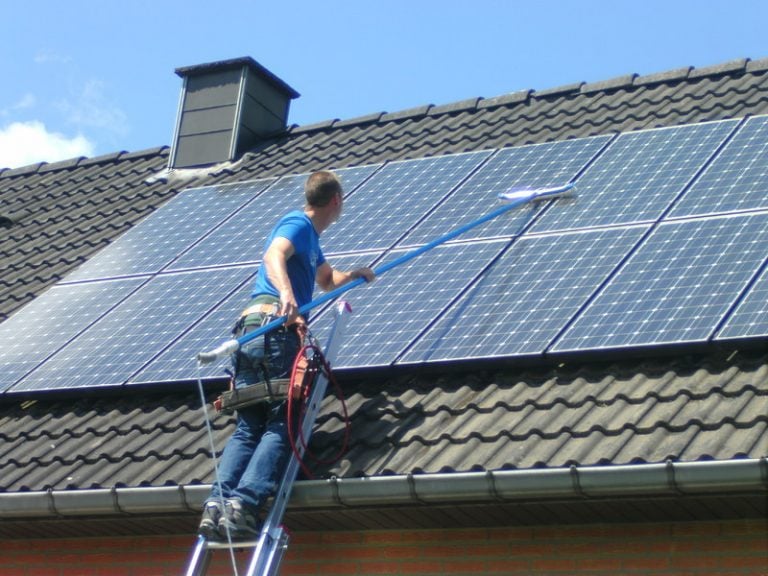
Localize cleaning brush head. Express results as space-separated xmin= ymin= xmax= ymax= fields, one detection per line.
xmin=498 ymin=182 xmax=576 ymax=203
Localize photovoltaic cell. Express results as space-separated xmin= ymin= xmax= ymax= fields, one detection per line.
xmin=10 ymin=267 xmax=257 ymax=392
xmin=715 ymin=264 xmax=768 ymax=340
xmin=0 ymin=278 xmax=146 ymax=393
xmin=320 ymin=151 xmax=494 ymax=255
xmin=398 ymin=136 xmax=612 ymax=247
xmin=531 ymin=120 xmax=739 ymax=234
xmin=167 ymin=165 xmax=381 ymax=271
xmin=552 ymin=212 xmax=768 ymax=352
xmin=309 ymin=242 xmax=508 ymax=369
xmin=62 ymin=180 xmax=273 ymax=282
xmin=669 ymin=115 xmax=768 ymax=218
xmin=399 ymin=226 xmax=648 ymax=364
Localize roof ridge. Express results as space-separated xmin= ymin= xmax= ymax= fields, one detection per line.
xmin=285 ymin=56 xmax=766 ymax=137
xmin=0 ymin=146 xmax=170 ymax=180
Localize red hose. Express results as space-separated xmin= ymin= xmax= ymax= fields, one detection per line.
xmin=286 ymin=344 xmax=350 ymax=479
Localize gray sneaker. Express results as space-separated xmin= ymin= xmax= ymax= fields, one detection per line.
xmin=218 ymin=498 xmax=261 ymax=541
xmin=197 ymin=501 xmax=223 ymax=540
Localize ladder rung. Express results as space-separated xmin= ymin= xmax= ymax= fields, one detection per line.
xmin=204 ymin=539 xmax=262 ymax=550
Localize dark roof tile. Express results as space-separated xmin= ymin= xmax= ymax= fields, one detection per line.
xmin=634 ymin=66 xmax=692 ymax=86
xmin=688 ymin=58 xmax=749 ymax=79
xmin=580 ymin=74 xmax=638 ymax=94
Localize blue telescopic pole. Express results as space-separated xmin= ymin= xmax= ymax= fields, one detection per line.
xmin=196 ymin=182 xmax=574 ymax=364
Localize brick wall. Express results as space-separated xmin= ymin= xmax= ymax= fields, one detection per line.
xmin=1 ymin=519 xmax=765 ymax=575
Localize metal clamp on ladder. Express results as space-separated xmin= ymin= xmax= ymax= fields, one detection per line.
xmin=186 ymin=300 xmax=353 ymax=576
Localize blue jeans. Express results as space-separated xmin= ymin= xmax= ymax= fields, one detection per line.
xmin=207 ymin=318 xmax=300 ymax=514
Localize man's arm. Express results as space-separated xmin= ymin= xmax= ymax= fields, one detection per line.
xmin=316 ymin=262 xmax=375 ymax=292
xmin=263 ymin=236 xmax=300 ymax=323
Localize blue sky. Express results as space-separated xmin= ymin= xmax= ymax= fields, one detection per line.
xmin=1 ymin=0 xmax=766 ymax=169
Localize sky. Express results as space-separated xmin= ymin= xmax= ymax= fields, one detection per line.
xmin=1 ymin=0 xmax=766 ymax=169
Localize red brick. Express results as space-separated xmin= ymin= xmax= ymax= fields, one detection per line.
xmin=400 ymin=560 xmax=443 ymax=574
xmin=486 ymin=558 xmax=530 ymax=573
xmin=280 ymin=561 xmax=322 ymax=576
xmin=585 ymin=556 xmax=626 ymax=571
xmin=532 ymin=557 xmax=578 ymax=571
xmin=358 ymin=561 xmax=400 ymax=574
xmin=316 ymin=560 xmax=358 ymax=574
xmin=623 ymin=556 xmax=670 ymax=571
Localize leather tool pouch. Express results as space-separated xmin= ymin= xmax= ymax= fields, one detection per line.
xmin=216 ymin=378 xmax=291 ymax=414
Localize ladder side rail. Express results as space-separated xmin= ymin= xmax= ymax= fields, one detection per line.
xmin=184 ymin=536 xmax=213 ymax=576
xmin=246 ymin=301 xmax=352 ymax=576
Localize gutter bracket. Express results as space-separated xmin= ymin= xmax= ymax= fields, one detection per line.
xmin=665 ymin=459 xmax=684 ymax=495
xmin=46 ymin=488 xmax=62 ymax=518
xmin=328 ymin=476 xmax=344 ymax=507
xmin=406 ymin=474 xmax=427 ymax=505
xmin=486 ymin=470 xmax=504 ymax=501
xmin=180 ymin=485 xmax=195 ymax=513
xmin=110 ymin=487 xmax=128 ymax=515
xmin=569 ymin=465 xmax=587 ymax=499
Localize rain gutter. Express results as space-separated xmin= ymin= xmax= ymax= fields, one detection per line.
xmin=1 ymin=459 xmax=765 ymax=519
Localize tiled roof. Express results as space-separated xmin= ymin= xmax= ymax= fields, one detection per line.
xmin=1 ymin=57 xmax=768 ymax=497
xmin=0 ymin=350 xmax=766 ymax=492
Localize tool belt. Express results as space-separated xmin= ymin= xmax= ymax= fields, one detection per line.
xmin=217 ymin=378 xmax=291 ymax=413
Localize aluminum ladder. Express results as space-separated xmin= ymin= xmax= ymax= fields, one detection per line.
xmin=185 ymin=301 xmax=352 ymax=576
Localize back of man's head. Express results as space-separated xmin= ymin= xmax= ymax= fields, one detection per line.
xmin=305 ymin=171 xmax=342 ymax=207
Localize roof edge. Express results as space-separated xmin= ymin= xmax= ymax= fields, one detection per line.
xmin=1 ymin=459 xmax=764 ymax=520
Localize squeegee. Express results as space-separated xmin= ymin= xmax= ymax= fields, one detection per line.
xmin=197 ymin=181 xmax=575 ymax=364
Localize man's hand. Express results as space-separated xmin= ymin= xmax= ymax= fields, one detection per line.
xmin=351 ymin=267 xmax=376 ymax=283
xmin=279 ymin=291 xmax=300 ymax=325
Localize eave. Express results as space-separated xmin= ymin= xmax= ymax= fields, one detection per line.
xmin=1 ymin=459 xmax=765 ymax=538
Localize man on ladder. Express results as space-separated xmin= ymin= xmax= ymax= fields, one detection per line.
xmin=198 ymin=170 xmax=375 ymax=541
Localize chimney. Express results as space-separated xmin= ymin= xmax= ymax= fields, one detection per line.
xmin=169 ymin=57 xmax=300 ymax=169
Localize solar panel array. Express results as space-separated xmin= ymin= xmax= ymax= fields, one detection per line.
xmin=3 ymin=115 xmax=768 ymax=394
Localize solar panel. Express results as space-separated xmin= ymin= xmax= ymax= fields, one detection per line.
xmin=62 ymin=180 xmax=274 ymax=282
xmin=10 ymin=267 xmax=257 ymax=392
xmin=399 ymin=226 xmax=648 ymax=364
xmin=398 ymin=136 xmax=612 ymax=247
xmin=0 ymin=277 xmax=147 ymax=393
xmin=320 ymin=151 xmax=494 ymax=255
xmin=167 ymin=165 xmax=381 ymax=271
xmin=129 ymin=272 xmax=257 ymax=384
xmin=309 ymin=241 xmax=508 ymax=369
xmin=551 ymin=212 xmax=768 ymax=352
xmin=669 ymin=115 xmax=768 ymax=218
xmin=131 ymin=252 xmax=383 ymax=384
xmin=531 ymin=120 xmax=739 ymax=234
xmin=715 ymin=264 xmax=768 ymax=340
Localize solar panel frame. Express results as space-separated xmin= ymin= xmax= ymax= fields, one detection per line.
xmin=0 ymin=277 xmax=148 ymax=393
xmin=61 ymin=179 xmax=274 ymax=282
xmin=9 ymin=266 xmax=258 ymax=393
xmin=551 ymin=211 xmax=768 ymax=352
xmin=320 ymin=151 xmax=494 ymax=255
xmin=668 ymin=115 xmax=768 ymax=219
xmin=530 ymin=120 xmax=740 ymax=234
xmin=398 ymin=226 xmax=649 ymax=364
xmin=396 ymin=135 xmax=613 ymax=248
xmin=166 ymin=165 xmax=382 ymax=271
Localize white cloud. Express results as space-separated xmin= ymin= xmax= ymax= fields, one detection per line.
xmin=0 ymin=121 xmax=94 ymax=169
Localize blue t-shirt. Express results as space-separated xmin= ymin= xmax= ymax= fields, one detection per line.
xmin=251 ymin=210 xmax=326 ymax=307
